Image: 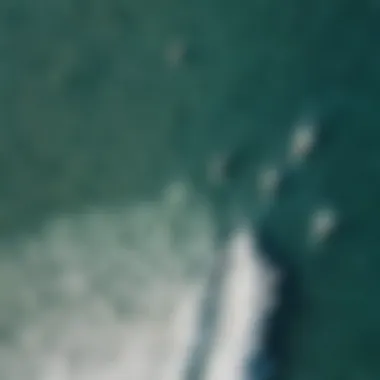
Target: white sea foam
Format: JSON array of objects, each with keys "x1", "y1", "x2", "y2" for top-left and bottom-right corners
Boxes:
[
  {"x1": 203, "y1": 228, "x2": 279, "y2": 380},
  {"x1": 288, "y1": 119, "x2": 318, "y2": 163},
  {"x1": 0, "y1": 181, "x2": 278, "y2": 380}
]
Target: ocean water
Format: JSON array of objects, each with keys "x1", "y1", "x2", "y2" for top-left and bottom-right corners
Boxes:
[{"x1": 2, "y1": 0, "x2": 380, "y2": 379}]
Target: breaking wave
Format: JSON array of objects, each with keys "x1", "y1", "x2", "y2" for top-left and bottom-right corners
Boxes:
[{"x1": 0, "y1": 180, "x2": 278, "y2": 380}]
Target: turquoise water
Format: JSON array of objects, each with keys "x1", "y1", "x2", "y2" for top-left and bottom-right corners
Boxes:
[{"x1": 1, "y1": 0, "x2": 380, "y2": 379}]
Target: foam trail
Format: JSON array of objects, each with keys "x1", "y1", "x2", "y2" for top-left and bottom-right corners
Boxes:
[
  {"x1": 203, "y1": 228, "x2": 279, "y2": 380},
  {"x1": 0, "y1": 181, "x2": 214, "y2": 380},
  {"x1": 0, "y1": 181, "x2": 279, "y2": 380}
]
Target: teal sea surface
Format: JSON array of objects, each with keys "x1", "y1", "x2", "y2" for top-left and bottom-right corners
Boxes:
[{"x1": 1, "y1": 1, "x2": 380, "y2": 379}]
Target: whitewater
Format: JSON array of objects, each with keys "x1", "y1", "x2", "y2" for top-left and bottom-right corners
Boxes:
[{"x1": 0, "y1": 180, "x2": 279, "y2": 380}]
